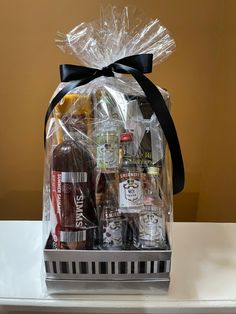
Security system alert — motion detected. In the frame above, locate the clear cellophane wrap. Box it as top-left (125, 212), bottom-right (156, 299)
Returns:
top-left (43, 6), bottom-right (175, 251)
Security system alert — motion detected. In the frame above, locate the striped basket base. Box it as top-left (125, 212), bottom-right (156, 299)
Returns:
top-left (44, 248), bottom-right (171, 294)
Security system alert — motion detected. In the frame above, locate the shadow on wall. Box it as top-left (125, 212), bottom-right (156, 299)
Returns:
top-left (0, 190), bottom-right (199, 222)
top-left (0, 191), bottom-right (42, 220)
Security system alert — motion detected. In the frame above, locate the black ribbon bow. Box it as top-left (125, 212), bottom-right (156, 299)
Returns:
top-left (44, 54), bottom-right (185, 194)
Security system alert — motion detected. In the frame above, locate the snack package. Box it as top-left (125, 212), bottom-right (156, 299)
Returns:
top-left (43, 6), bottom-right (184, 251)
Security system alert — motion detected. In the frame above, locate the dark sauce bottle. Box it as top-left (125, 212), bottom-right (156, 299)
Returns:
top-left (51, 140), bottom-right (97, 250)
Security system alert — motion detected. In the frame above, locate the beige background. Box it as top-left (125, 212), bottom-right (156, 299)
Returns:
top-left (0, 0), bottom-right (235, 221)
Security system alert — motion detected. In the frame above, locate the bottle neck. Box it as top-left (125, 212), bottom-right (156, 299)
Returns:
top-left (143, 172), bottom-right (160, 204)
top-left (122, 140), bottom-right (135, 158)
top-left (102, 200), bottom-right (119, 219)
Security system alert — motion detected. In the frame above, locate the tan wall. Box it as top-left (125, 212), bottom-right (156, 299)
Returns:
top-left (197, 0), bottom-right (236, 221)
top-left (0, 0), bottom-right (235, 221)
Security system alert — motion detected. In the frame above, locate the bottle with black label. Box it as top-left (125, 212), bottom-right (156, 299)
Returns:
top-left (51, 140), bottom-right (97, 250)
top-left (133, 96), bottom-right (154, 171)
top-left (125, 95), bottom-right (165, 172)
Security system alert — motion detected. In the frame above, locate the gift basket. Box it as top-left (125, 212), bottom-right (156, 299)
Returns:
top-left (43, 6), bottom-right (184, 294)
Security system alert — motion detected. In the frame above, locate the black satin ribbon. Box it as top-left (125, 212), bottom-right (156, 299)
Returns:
top-left (44, 54), bottom-right (185, 194)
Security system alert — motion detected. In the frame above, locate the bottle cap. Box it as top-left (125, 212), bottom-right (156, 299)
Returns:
top-left (147, 166), bottom-right (160, 175)
top-left (120, 132), bottom-right (133, 142)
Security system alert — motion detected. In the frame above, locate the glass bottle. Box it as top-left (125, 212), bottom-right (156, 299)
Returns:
top-left (96, 122), bottom-right (120, 173)
top-left (95, 172), bottom-right (119, 217)
top-left (118, 132), bottom-right (143, 249)
top-left (99, 200), bottom-right (127, 250)
top-left (118, 132), bottom-right (143, 210)
top-left (139, 166), bottom-right (167, 249)
top-left (51, 139), bottom-right (97, 250)
top-left (136, 96), bottom-right (154, 170)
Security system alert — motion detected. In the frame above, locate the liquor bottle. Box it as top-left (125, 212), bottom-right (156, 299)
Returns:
top-left (95, 172), bottom-right (119, 218)
top-left (126, 94), bottom-right (166, 172)
top-left (51, 139), bottom-right (97, 250)
top-left (99, 199), bottom-right (127, 250)
top-left (134, 96), bottom-right (154, 170)
top-left (118, 132), bottom-right (143, 249)
top-left (94, 89), bottom-right (122, 121)
top-left (139, 166), bottom-right (167, 249)
top-left (96, 122), bottom-right (120, 172)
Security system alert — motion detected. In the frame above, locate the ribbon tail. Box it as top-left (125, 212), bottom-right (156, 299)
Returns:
top-left (114, 63), bottom-right (185, 194)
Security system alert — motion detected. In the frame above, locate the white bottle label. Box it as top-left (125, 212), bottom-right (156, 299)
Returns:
top-left (119, 172), bottom-right (143, 210)
top-left (97, 143), bottom-right (118, 170)
top-left (139, 206), bottom-right (166, 249)
top-left (139, 211), bottom-right (163, 241)
top-left (102, 218), bottom-right (123, 248)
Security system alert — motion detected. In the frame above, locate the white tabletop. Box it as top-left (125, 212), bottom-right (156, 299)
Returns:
top-left (0, 221), bottom-right (236, 314)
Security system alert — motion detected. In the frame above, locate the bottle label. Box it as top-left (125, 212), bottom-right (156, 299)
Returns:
top-left (102, 217), bottom-right (123, 248)
top-left (139, 208), bottom-right (164, 247)
top-left (97, 143), bottom-right (119, 170)
top-left (119, 172), bottom-right (143, 210)
top-left (50, 171), bottom-right (88, 248)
